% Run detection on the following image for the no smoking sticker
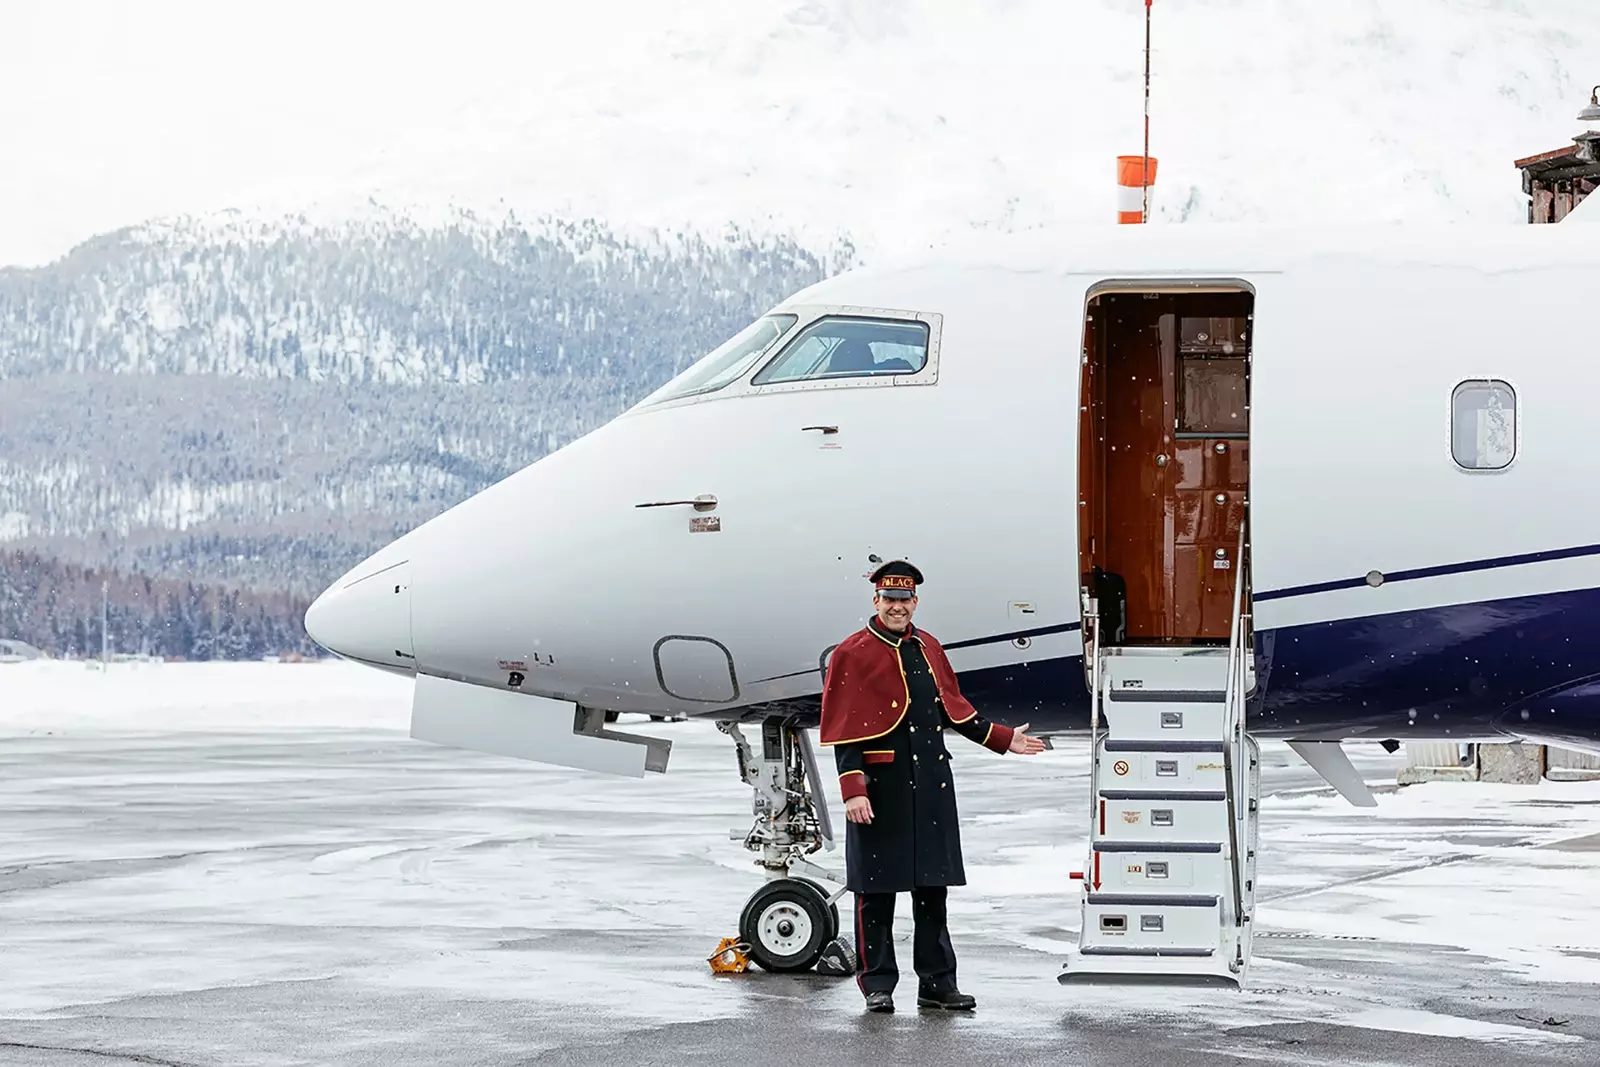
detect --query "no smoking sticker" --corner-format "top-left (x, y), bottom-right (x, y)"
top-left (1113, 760), bottom-right (1130, 776)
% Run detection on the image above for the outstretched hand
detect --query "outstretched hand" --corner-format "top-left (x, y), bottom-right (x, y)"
top-left (1009, 723), bottom-right (1047, 755)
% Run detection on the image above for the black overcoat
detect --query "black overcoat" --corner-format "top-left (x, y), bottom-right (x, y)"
top-left (831, 620), bottom-right (1014, 894)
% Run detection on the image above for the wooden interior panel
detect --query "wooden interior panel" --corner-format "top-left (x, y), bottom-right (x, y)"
top-left (1170, 439), bottom-right (1249, 640)
top-left (1077, 304), bottom-right (1104, 589)
top-left (1100, 293), bottom-right (1173, 640)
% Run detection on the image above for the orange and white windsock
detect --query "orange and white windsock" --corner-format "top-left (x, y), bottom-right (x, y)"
top-left (1117, 155), bottom-right (1159, 224)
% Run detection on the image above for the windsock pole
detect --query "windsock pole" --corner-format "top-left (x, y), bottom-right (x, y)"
top-left (1118, 0), bottom-right (1157, 223)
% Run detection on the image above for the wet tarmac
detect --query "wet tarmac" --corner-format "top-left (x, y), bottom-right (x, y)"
top-left (2, 663), bottom-right (1598, 1065)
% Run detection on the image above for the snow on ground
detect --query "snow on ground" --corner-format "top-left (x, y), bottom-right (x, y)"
top-left (0, 658), bottom-right (412, 732)
top-left (1261, 779), bottom-right (1600, 984)
top-left (2, 660), bottom-right (1598, 1063)
top-left (3, 1), bottom-right (1597, 268)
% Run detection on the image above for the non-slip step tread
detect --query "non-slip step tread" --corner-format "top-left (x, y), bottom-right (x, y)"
top-left (1100, 646), bottom-right (1231, 658)
top-left (1097, 790), bottom-right (1227, 801)
top-left (1088, 893), bottom-right (1219, 907)
top-left (1080, 946), bottom-right (1216, 958)
top-left (1103, 740), bottom-right (1227, 753)
top-left (1093, 841), bottom-right (1224, 854)
top-left (1107, 689), bottom-right (1226, 703)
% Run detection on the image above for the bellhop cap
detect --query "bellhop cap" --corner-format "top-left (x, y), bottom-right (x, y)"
top-left (871, 559), bottom-right (923, 599)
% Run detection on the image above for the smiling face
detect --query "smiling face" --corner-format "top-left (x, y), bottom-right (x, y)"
top-left (874, 591), bottom-right (916, 632)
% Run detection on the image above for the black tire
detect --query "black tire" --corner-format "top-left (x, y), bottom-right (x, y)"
top-left (738, 878), bottom-right (836, 973)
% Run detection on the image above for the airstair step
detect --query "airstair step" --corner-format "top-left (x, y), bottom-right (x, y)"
top-left (1102, 702), bottom-right (1230, 739)
top-left (1101, 648), bottom-right (1236, 694)
top-left (1099, 747), bottom-right (1230, 790)
top-left (1097, 790), bottom-right (1225, 801)
top-left (1083, 898), bottom-right (1222, 951)
top-left (1096, 794), bottom-right (1232, 841)
top-left (1088, 844), bottom-right (1231, 894)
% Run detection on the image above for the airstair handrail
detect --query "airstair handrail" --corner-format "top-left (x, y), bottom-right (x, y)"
top-left (1088, 638), bottom-right (1106, 831)
top-left (1222, 516), bottom-right (1248, 738)
top-left (1221, 515), bottom-right (1249, 929)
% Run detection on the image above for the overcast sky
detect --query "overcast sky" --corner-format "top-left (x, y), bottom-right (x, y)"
top-left (0, 0), bottom-right (680, 265)
top-left (2, 1), bottom-right (1596, 268)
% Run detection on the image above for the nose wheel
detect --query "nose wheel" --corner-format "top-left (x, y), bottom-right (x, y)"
top-left (739, 877), bottom-right (838, 972)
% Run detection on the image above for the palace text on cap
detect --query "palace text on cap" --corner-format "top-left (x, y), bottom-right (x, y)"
top-left (871, 560), bottom-right (923, 599)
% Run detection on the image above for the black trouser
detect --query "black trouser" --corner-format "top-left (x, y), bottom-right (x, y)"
top-left (853, 887), bottom-right (957, 995)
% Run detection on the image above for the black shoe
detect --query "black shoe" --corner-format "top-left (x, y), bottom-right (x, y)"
top-left (917, 988), bottom-right (976, 1011)
top-left (864, 991), bottom-right (894, 1013)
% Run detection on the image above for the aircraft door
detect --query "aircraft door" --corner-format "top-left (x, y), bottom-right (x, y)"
top-left (1079, 290), bottom-right (1253, 648)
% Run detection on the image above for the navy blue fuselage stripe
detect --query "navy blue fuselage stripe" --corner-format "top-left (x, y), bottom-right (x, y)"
top-left (747, 543), bottom-right (1600, 685)
top-left (1254, 541), bottom-right (1600, 602)
top-left (940, 621), bottom-right (1079, 651)
top-left (747, 622), bottom-right (1081, 684)
top-left (918, 542), bottom-right (1600, 653)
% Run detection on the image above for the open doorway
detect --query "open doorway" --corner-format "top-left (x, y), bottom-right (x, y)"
top-left (1078, 285), bottom-right (1253, 652)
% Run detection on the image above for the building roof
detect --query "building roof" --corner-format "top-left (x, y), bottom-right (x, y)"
top-left (1514, 140), bottom-right (1599, 182)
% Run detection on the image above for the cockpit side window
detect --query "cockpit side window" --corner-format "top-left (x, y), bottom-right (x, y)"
top-left (639, 314), bottom-right (798, 405)
top-left (751, 317), bottom-right (929, 387)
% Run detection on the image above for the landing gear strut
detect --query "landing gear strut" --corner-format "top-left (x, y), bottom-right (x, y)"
top-left (719, 717), bottom-right (853, 974)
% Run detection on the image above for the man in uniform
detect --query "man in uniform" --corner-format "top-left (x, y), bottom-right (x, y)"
top-left (819, 560), bottom-right (1047, 1013)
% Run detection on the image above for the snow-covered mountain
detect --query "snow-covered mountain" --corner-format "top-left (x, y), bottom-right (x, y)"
top-left (0, 209), bottom-right (840, 385)
top-left (3, 0), bottom-right (1596, 269)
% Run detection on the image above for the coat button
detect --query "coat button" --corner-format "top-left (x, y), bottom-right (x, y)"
top-left (910, 726), bottom-right (916, 733)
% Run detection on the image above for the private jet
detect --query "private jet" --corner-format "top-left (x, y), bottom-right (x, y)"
top-left (305, 221), bottom-right (1600, 984)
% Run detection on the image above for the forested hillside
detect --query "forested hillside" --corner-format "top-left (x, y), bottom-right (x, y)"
top-left (0, 549), bottom-right (316, 661)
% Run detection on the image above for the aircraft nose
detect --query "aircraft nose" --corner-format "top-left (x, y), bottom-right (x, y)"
top-left (304, 559), bottom-right (416, 674)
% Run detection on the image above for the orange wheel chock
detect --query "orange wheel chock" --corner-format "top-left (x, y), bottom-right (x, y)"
top-left (707, 936), bottom-right (751, 975)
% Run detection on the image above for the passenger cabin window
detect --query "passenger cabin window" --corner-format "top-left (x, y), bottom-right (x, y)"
top-left (752, 317), bottom-right (928, 386)
top-left (1175, 315), bottom-right (1248, 435)
top-left (639, 314), bottom-right (797, 405)
top-left (1451, 379), bottom-right (1516, 470)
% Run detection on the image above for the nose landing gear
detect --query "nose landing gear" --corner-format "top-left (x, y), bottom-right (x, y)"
top-left (719, 718), bottom-right (854, 975)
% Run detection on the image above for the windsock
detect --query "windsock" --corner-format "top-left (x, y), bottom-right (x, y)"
top-left (1117, 155), bottom-right (1158, 224)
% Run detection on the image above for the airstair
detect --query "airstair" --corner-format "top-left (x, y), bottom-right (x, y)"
top-left (1060, 525), bottom-right (1259, 986)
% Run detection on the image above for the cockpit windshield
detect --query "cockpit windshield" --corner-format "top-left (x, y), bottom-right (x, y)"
top-left (640, 313), bottom-right (798, 405)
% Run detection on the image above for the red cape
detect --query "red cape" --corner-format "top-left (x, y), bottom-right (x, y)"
top-left (819, 622), bottom-right (979, 746)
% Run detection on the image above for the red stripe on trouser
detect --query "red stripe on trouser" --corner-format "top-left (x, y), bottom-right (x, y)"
top-left (855, 893), bottom-right (866, 994)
